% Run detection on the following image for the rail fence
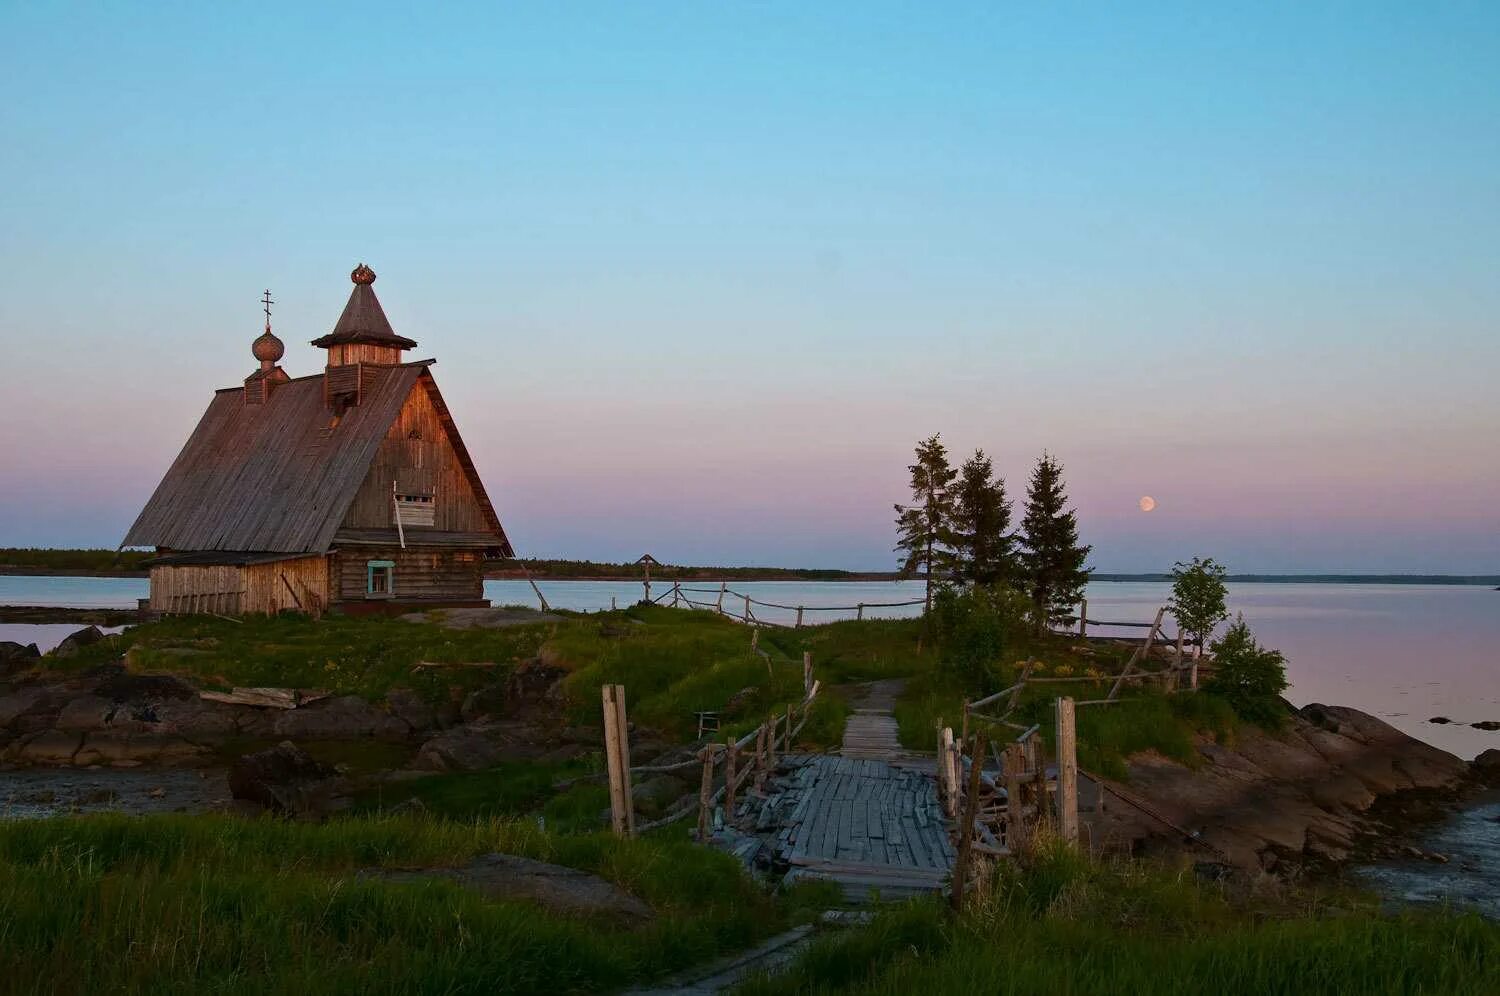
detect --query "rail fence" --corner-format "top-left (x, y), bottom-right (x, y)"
top-left (597, 650), bottom-right (823, 837)
top-left (641, 579), bottom-right (925, 628)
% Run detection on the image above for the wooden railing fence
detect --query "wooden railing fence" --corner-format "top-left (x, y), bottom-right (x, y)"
top-left (646, 581), bottom-right (924, 628)
top-left (599, 656), bottom-right (823, 837)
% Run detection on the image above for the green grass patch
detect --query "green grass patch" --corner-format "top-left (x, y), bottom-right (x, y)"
top-left (351, 758), bottom-right (599, 822)
top-left (737, 846), bottom-right (1500, 996)
top-left (0, 812), bottom-right (779, 995)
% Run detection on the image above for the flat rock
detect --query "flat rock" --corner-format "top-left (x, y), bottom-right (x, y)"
top-left (74, 732), bottom-right (210, 767)
top-left (13, 730), bottom-right (82, 764)
top-left (56, 695), bottom-right (116, 732)
top-left (261, 695), bottom-right (408, 741)
top-left (364, 853), bottom-right (654, 926)
top-left (385, 688), bottom-right (437, 732)
top-left (412, 725), bottom-right (509, 772)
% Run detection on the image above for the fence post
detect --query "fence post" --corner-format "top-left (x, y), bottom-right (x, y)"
top-left (672, 582), bottom-right (681, 607)
top-left (717, 582), bottom-right (727, 612)
top-left (610, 595), bottom-right (617, 611)
top-left (697, 746), bottom-right (717, 841)
top-left (724, 740), bottom-right (739, 818)
top-left (961, 699), bottom-right (970, 743)
top-left (602, 685), bottom-right (634, 836)
top-left (743, 594), bottom-right (752, 622)
top-left (953, 732), bottom-right (986, 913)
top-left (754, 725), bottom-right (768, 790)
top-left (803, 652), bottom-right (813, 695)
top-left (857, 603), bottom-right (865, 621)
top-left (1002, 744), bottom-right (1026, 853)
top-left (1078, 598), bottom-right (1087, 637)
top-left (1190, 642), bottom-right (1201, 689)
top-left (938, 726), bottom-right (957, 818)
top-left (1056, 697), bottom-right (1078, 845)
top-left (795, 606), bottom-right (804, 628)
top-left (766, 713), bottom-right (777, 772)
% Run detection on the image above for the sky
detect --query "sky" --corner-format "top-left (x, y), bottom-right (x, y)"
top-left (1, 2), bottom-right (1497, 572)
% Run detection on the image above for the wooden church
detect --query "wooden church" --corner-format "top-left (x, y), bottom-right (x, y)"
top-left (123, 264), bottom-right (513, 615)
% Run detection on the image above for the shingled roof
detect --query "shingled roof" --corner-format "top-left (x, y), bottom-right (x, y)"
top-left (122, 362), bottom-right (511, 556)
top-left (310, 264), bottom-right (419, 350)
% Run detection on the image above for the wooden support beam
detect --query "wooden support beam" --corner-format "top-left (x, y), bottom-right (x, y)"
top-left (803, 651), bottom-right (813, 695)
top-left (1078, 598), bottom-right (1087, 637)
top-left (1055, 697), bottom-right (1078, 845)
top-left (697, 745), bottom-right (716, 841)
top-left (1004, 745), bottom-right (1027, 854)
top-left (724, 741), bottom-right (739, 817)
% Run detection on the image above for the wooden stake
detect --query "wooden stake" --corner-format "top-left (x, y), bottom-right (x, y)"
top-left (856, 602), bottom-right (865, 621)
top-left (953, 732), bottom-right (986, 913)
top-left (1055, 697), bottom-right (1078, 845)
top-left (795, 606), bottom-right (804, 628)
top-left (743, 594), bottom-right (751, 622)
top-left (717, 582), bottom-right (726, 611)
top-left (766, 713), bottom-right (777, 772)
top-left (961, 699), bottom-right (970, 743)
top-left (601, 685), bottom-right (632, 836)
top-left (803, 652), bottom-right (813, 695)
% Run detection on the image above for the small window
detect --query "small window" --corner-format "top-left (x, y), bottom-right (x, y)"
top-left (366, 560), bottom-right (395, 598)
top-left (394, 492), bottom-right (436, 527)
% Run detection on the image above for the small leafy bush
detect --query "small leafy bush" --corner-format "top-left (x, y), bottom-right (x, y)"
top-left (1206, 615), bottom-right (1288, 727)
top-left (930, 584), bottom-right (1029, 694)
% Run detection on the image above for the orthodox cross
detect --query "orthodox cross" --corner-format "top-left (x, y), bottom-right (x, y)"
top-left (261, 289), bottom-right (274, 331)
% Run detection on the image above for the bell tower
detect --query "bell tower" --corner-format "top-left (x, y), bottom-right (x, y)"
top-left (312, 263), bottom-right (418, 411)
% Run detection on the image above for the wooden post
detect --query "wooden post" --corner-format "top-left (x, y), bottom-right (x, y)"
top-left (602, 685), bottom-right (634, 836)
top-left (697, 746), bottom-right (716, 841)
top-left (856, 602), bottom-right (865, 621)
top-left (952, 732), bottom-right (986, 913)
top-left (795, 606), bottom-right (804, 628)
top-left (766, 713), bottom-right (777, 772)
top-left (672, 581), bottom-right (681, 607)
top-left (717, 582), bottom-right (727, 612)
top-left (1190, 641), bottom-right (1201, 690)
top-left (803, 652), bottom-right (813, 695)
top-left (724, 740), bottom-right (739, 818)
top-left (938, 726), bottom-right (957, 818)
top-left (754, 725), bottom-right (768, 790)
top-left (1004, 745), bottom-right (1026, 853)
top-left (961, 699), bottom-right (970, 743)
top-left (743, 594), bottom-right (751, 622)
top-left (610, 595), bottom-right (617, 611)
top-left (1007, 659), bottom-right (1035, 714)
top-left (1078, 598), bottom-right (1088, 637)
top-left (1055, 697), bottom-right (1078, 845)
top-left (751, 628), bottom-right (759, 655)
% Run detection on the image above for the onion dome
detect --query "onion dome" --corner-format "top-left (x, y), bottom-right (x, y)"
top-left (351, 262), bottom-right (377, 285)
top-left (252, 328), bottom-right (285, 365)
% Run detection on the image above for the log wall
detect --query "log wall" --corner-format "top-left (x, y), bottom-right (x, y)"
top-left (340, 382), bottom-right (491, 533)
top-left (332, 547), bottom-right (483, 603)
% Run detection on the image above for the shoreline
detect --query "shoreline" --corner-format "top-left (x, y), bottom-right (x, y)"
top-left (4, 567), bottom-right (1498, 585)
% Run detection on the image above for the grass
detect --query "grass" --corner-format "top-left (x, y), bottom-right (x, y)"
top-left (737, 844), bottom-right (1500, 996)
top-left (0, 812), bottom-right (782, 995)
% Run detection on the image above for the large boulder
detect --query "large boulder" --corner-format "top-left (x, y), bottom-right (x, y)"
top-left (0, 688), bottom-right (49, 729)
top-left (49, 627), bottom-right (106, 659)
top-left (56, 695), bottom-right (117, 732)
top-left (228, 741), bottom-right (347, 817)
top-left (1473, 749), bottom-right (1500, 784)
top-left (460, 684), bottom-right (508, 723)
top-left (0, 641), bottom-right (41, 667)
top-left (385, 688), bottom-right (437, 733)
top-left (363, 853), bottom-right (655, 927)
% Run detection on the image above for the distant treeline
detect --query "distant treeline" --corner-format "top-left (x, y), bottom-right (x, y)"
top-left (0, 548), bottom-right (152, 574)
top-left (490, 559), bottom-right (896, 581)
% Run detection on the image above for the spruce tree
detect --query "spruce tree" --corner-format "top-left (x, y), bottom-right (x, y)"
top-left (1019, 453), bottom-right (1092, 630)
top-left (894, 434), bottom-right (958, 614)
top-left (951, 449), bottom-right (1015, 586)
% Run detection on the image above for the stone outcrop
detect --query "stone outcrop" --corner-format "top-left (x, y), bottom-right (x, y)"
top-left (48, 626), bottom-right (106, 659)
top-left (1091, 703), bottom-right (1473, 872)
top-left (228, 741), bottom-right (348, 817)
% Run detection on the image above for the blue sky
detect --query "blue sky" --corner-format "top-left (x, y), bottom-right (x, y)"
top-left (2, 3), bottom-right (1497, 571)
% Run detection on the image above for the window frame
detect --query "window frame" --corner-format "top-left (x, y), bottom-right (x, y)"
top-left (366, 559), bottom-right (396, 599)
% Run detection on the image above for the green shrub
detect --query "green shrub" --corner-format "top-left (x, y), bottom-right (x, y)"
top-left (1206, 616), bottom-right (1288, 727)
top-left (930, 584), bottom-right (1029, 694)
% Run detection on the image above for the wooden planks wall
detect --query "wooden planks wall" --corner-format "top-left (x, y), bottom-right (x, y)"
top-left (340, 383), bottom-right (491, 533)
top-left (327, 344), bottom-right (404, 367)
top-left (149, 555), bottom-right (329, 615)
top-left (333, 547), bottom-right (482, 602)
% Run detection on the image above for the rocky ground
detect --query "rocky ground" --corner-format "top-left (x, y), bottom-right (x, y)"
top-left (1086, 702), bottom-right (1498, 874)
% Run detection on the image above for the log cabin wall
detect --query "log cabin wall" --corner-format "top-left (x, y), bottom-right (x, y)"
top-left (332, 547), bottom-right (483, 603)
top-left (150, 556), bottom-right (329, 615)
top-left (339, 383), bottom-right (491, 533)
top-left (326, 343), bottom-right (404, 367)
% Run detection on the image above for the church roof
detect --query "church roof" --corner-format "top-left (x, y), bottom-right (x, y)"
top-left (122, 362), bottom-right (511, 557)
top-left (309, 264), bottom-right (419, 350)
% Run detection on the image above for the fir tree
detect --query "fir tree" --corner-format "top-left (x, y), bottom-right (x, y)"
top-left (1019, 453), bottom-right (1092, 630)
top-left (894, 434), bottom-right (958, 614)
top-left (950, 449), bottom-right (1015, 586)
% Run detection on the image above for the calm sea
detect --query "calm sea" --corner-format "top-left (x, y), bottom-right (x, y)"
top-left (2, 575), bottom-right (1497, 759)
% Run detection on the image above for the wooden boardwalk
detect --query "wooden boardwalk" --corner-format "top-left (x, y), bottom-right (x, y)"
top-left (717, 681), bottom-right (953, 901)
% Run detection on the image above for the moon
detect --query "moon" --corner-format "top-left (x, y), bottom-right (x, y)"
top-left (1138, 496), bottom-right (1157, 512)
